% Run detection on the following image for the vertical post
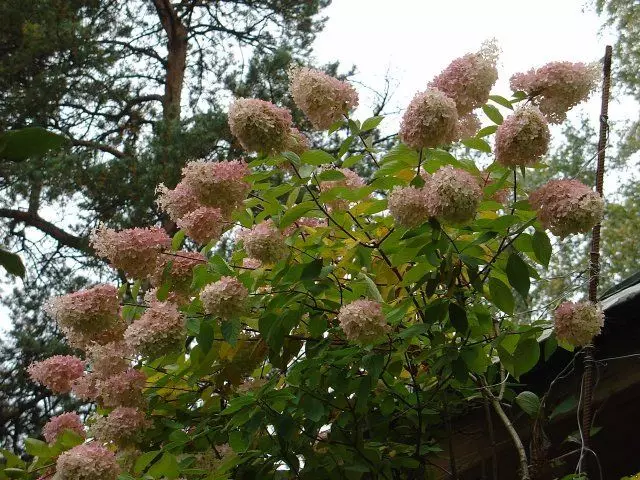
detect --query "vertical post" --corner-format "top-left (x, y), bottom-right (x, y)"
top-left (580, 44), bottom-right (612, 472)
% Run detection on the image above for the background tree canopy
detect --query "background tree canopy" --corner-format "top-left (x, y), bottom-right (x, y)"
top-left (0, 0), bottom-right (336, 450)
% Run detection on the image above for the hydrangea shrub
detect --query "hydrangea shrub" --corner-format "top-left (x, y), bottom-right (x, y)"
top-left (5, 45), bottom-right (604, 479)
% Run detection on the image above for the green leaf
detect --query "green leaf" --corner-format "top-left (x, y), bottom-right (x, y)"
top-left (171, 230), bottom-right (185, 251)
top-left (550, 396), bottom-right (578, 419)
top-left (209, 255), bottom-right (234, 276)
top-left (301, 258), bottom-right (323, 280)
top-left (133, 450), bottom-right (161, 474)
top-left (24, 438), bottom-right (50, 458)
top-left (488, 95), bottom-right (514, 110)
top-left (358, 272), bottom-right (383, 302)
top-left (532, 230), bottom-right (552, 267)
top-left (300, 149), bottom-right (335, 166)
top-left (221, 318), bottom-right (241, 346)
top-left (488, 277), bottom-right (514, 315)
top-left (461, 137), bottom-right (492, 153)
top-left (506, 253), bottom-right (530, 298)
top-left (302, 395), bottom-right (325, 422)
top-left (228, 430), bottom-right (249, 452)
top-left (361, 116), bottom-right (384, 132)
top-left (513, 338), bottom-right (540, 377)
top-left (280, 201), bottom-right (317, 228)
top-left (515, 391), bottom-right (541, 417)
top-left (317, 169), bottom-right (346, 181)
top-left (147, 452), bottom-right (180, 479)
top-left (0, 128), bottom-right (66, 161)
top-left (482, 104), bottom-right (504, 124)
top-left (448, 302), bottom-right (469, 333)
top-left (476, 125), bottom-right (498, 137)
top-left (0, 248), bottom-right (25, 278)
top-left (197, 320), bottom-right (214, 353)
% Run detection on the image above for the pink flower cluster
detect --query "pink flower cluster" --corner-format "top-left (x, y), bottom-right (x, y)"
top-left (495, 107), bottom-right (550, 167)
top-left (28, 355), bottom-right (85, 394)
top-left (239, 219), bottom-right (288, 264)
top-left (91, 226), bottom-right (171, 279)
top-left (45, 284), bottom-right (121, 342)
top-left (200, 276), bottom-right (248, 319)
top-left (429, 42), bottom-right (499, 115)
top-left (176, 207), bottom-right (226, 246)
top-left (529, 179), bottom-right (604, 237)
top-left (91, 407), bottom-right (148, 446)
top-left (399, 89), bottom-right (458, 150)
top-left (42, 412), bottom-right (85, 444)
top-left (124, 301), bottom-right (184, 357)
top-left (181, 160), bottom-right (251, 216)
top-left (510, 61), bottom-right (599, 123)
top-left (554, 301), bottom-right (604, 347)
top-left (55, 442), bottom-right (119, 480)
top-left (388, 186), bottom-right (432, 228)
top-left (453, 113), bottom-right (481, 141)
top-left (97, 369), bottom-right (147, 408)
top-left (290, 67), bottom-right (359, 129)
top-left (152, 251), bottom-right (206, 295)
top-left (286, 128), bottom-right (311, 156)
top-left (388, 167), bottom-right (482, 226)
top-left (86, 341), bottom-right (132, 378)
top-left (427, 166), bottom-right (482, 224)
top-left (157, 160), bottom-right (250, 246)
top-left (229, 98), bottom-right (293, 154)
top-left (338, 299), bottom-right (388, 344)
top-left (156, 182), bottom-right (200, 222)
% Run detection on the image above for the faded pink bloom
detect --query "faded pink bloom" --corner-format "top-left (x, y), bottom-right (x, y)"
top-left (229, 98), bottom-right (293, 154)
top-left (495, 107), bottom-right (550, 167)
top-left (529, 179), bottom-right (604, 237)
top-left (152, 251), bottom-right (207, 295)
top-left (290, 67), bottom-right (359, 129)
top-left (28, 356), bottom-right (85, 394)
top-left (45, 284), bottom-right (120, 335)
top-left (453, 112), bottom-right (482, 141)
top-left (510, 61), bottom-right (599, 123)
top-left (388, 186), bottom-right (431, 228)
top-left (242, 257), bottom-right (262, 269)
top-left (91, 226), bottom-right (171, 279)
top-left (177, 206), bottom-right (226, 245)
top-left (239, 219), bottom-right (288, 264)
top-left (86, 341), bottom-right (132, 379)
top-left (156, 181), bottom-right (200, 222)
top-left (338, 299), bottom-right (388, 344)
top-left (430, 42), bottom-right (499, 115)
top-left (200, 276), bottom-right (248, 319)
top-left (71, 373), bottom-right (99, 401)
top-left (181, 160), bottom-right (250, 216)
top-left (399, 89), bottom-right (458, 150)
top-left (97, 369), bottom-right (146, 408)
top-left (91, 407), bottom-right (148, 446)
top-left (237, 377), bottom-right (267, 394)
top-left (285, 128), bottom-right (311, 156)
top-left (55, 442), bottom-right (119, 480)
top-left (42, 412), bottom-right (85, 444)
top-left (554, 301), bottom-right (604, 347)
top-left (425, 166), bottom-right (482, 224)
top-left (124, 301), bottom-right (184, 357)
top-left (62, 320), bottom-right (126, 350)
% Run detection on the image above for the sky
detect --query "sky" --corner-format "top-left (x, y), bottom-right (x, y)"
top-left (0, 0), bottom-right (628, 334)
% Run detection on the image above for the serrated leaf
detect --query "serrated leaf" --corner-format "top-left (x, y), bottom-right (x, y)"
top-left (280, 201), bottom-right (317, 228)
top-left (301, 258), bottom-right (323, 280)
top-left (506, 253), bottom-right (530, 298)
top-left (358, 272), bottom-right (383, 302)
top-left (133, 450), bottom-right (161, 474)
top-left (147, 453), bottom-right (179, 479)
top-left (477, 125), bottom-right (498, 137)
top-left (515, 391), bottom-right (541, 417)
top-left (317, 169), bottom-right (346, 181)
top-left (209, 255), bottom-right (234, 276)
top-left (488, 277), bottom-right (514, 315)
